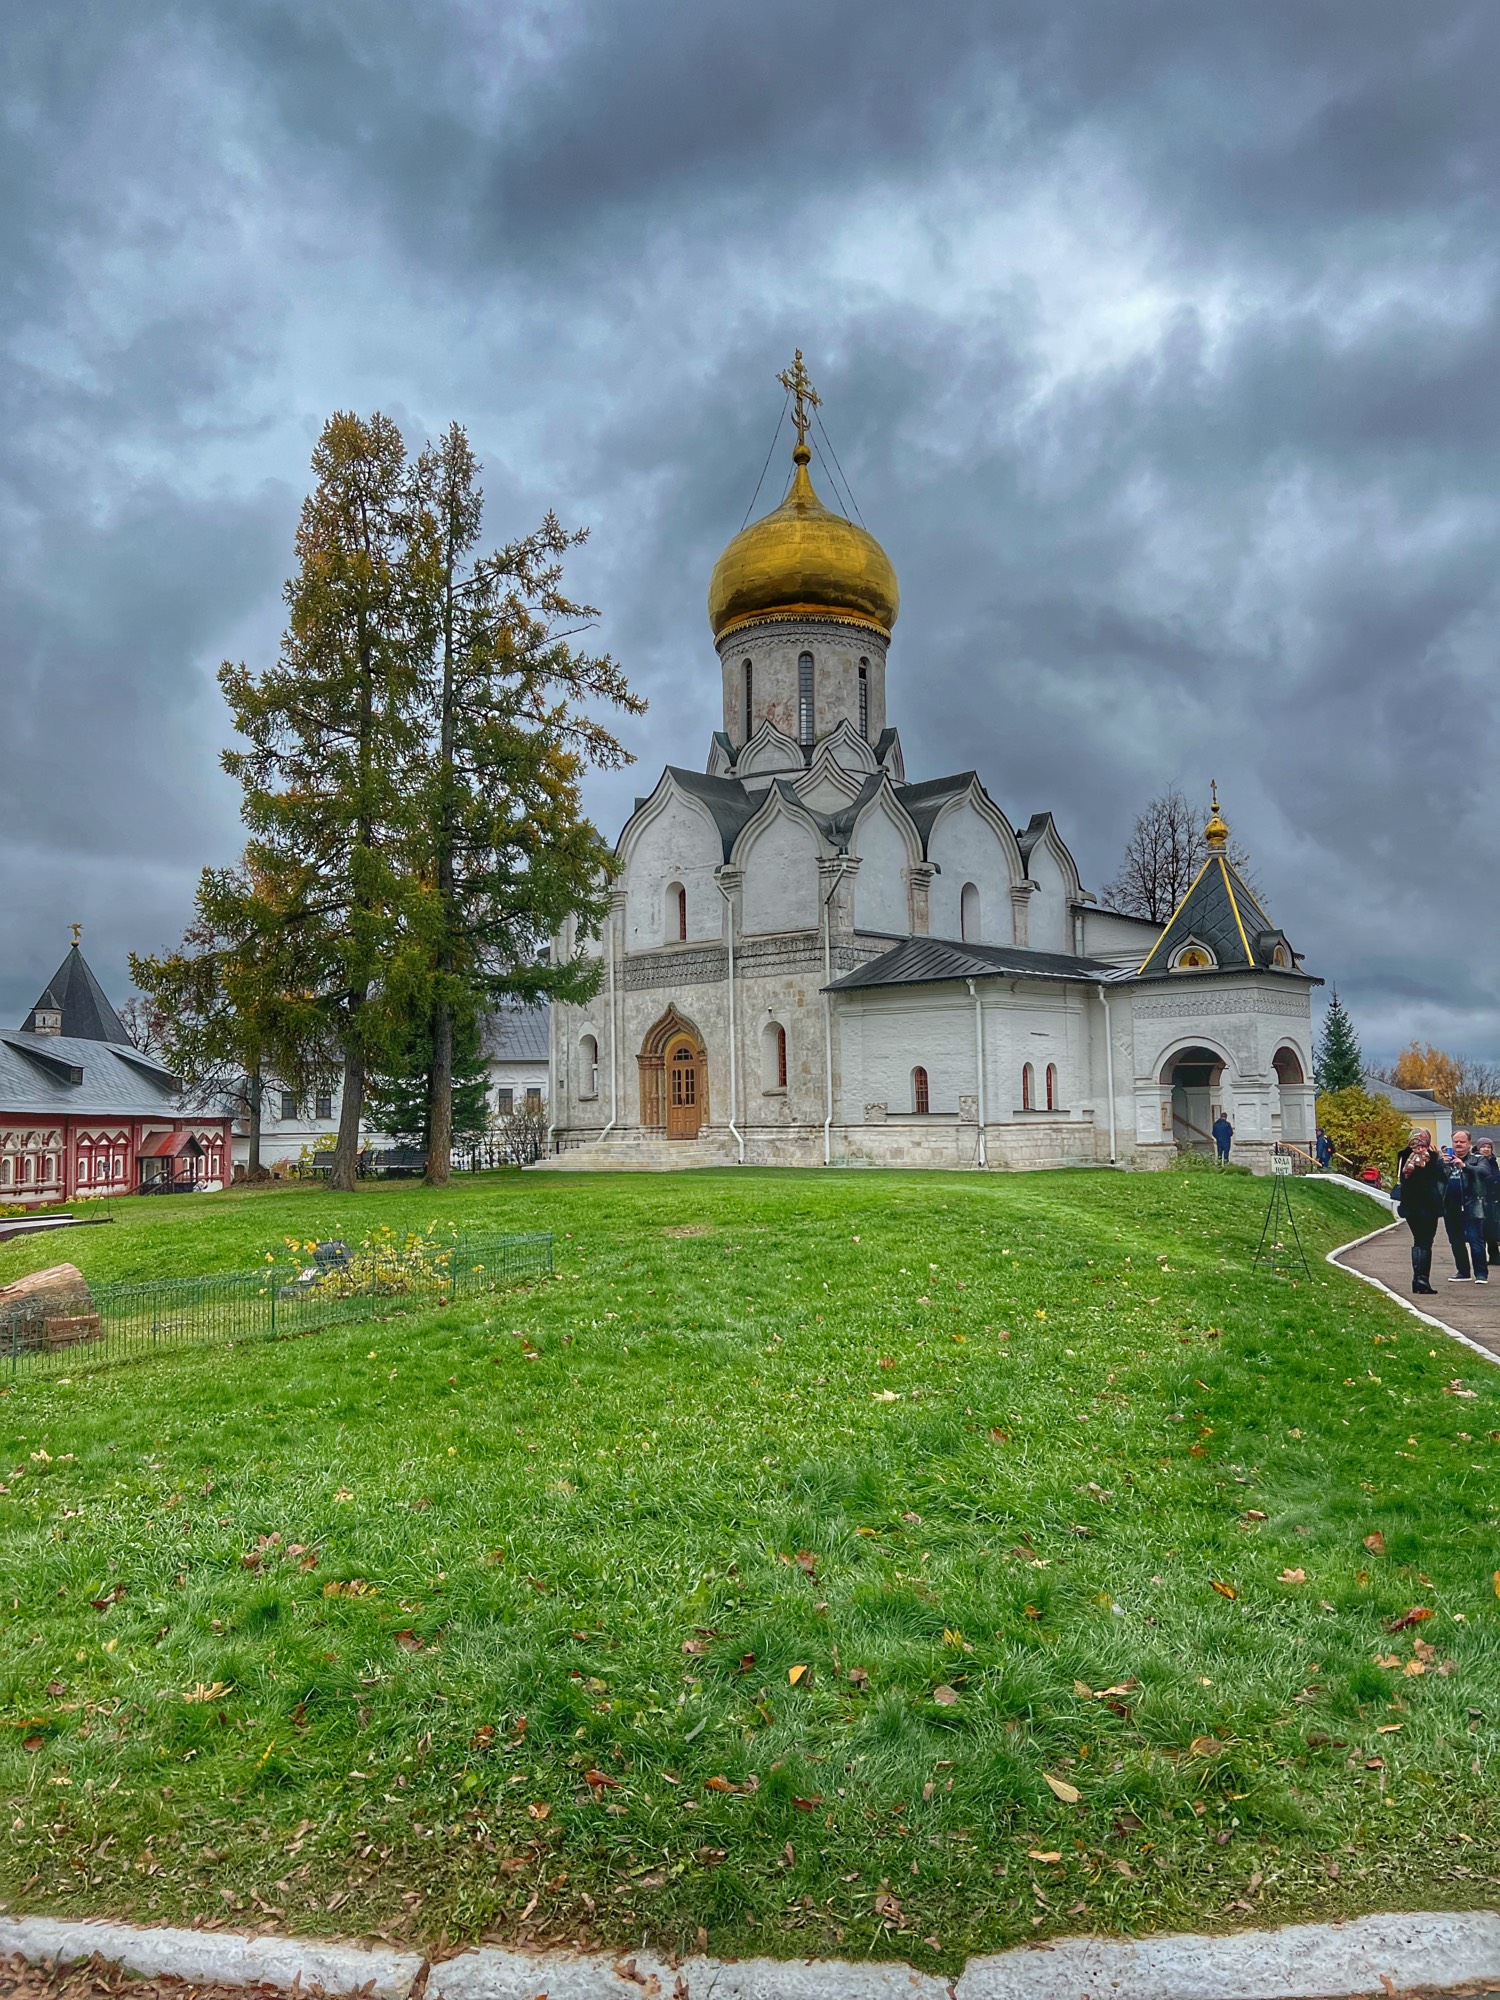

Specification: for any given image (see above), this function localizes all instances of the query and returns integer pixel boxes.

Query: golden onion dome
[708,441,899,642]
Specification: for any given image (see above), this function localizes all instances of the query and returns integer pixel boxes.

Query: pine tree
[218,412,426,1191]
[1314,986,1364,1093]
[405,425,644,1184]
[366,1002,490,1155]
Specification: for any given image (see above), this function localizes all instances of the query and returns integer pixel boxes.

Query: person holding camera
[1475,1138,1500,1265]
[1441,1129,1489,1284]
[1396,1128,1445,1295]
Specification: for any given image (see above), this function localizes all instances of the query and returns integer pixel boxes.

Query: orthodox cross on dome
[70,923,82,947]
[1204,780,1229,852]
[777,349,822,450]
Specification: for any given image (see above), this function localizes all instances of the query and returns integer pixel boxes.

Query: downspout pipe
[966,977,987,1168]
[821,864,842,1168]
[1097,982,1117,1165]
[717,873,745,1165]
[598,915,619,1146]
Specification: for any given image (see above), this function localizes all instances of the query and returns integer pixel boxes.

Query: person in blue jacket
[1211,1113,1233,1163]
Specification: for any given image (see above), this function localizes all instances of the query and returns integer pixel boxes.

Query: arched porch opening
[639,1005,709,1139]
[1271,1043,1314,1149]
[1159,1044,1229,1154]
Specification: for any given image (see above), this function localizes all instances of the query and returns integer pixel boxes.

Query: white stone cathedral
[548,359,1317,1173]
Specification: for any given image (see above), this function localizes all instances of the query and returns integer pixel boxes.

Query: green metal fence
[2,1229,553,1381]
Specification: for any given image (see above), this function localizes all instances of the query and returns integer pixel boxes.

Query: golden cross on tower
[777,349,822,449]
[70,922,82,947]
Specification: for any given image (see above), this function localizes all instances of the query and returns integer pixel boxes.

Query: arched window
[666,881,687,942]
[912,1065,930,1115]
[1045,1063,1058,1111]
[743,658,754,740]
[1022,1063,1034,1110]
[1171,940,1215,971]
[762,1020,788,1093]
[858,659,869,739]
[579,1032,599,1099]
[798,652,814,745]
[960,881,980,942]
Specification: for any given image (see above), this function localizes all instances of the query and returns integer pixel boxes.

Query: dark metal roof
[481,1002,551,1063]
[23,945,129,1043]
[827,934,1129,993]
[662,768,762,858]
[1017,810,1059,864]
[894,773,972,844]
[1138,854,1298,975]
[0,1032,189,1117]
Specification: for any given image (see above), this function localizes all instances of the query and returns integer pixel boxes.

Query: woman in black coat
[1396,1129,1446,1295]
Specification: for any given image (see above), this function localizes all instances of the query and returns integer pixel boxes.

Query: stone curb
[5,1910,1500,2000]
[955,1910,1500,1997]
[0,1916,423,1997]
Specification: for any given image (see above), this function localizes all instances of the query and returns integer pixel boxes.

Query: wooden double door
[665,1035,702,1139]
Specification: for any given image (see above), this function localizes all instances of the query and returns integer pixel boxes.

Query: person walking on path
[1396,1128,1445,1295]
[1476,1138,1500,1265]
[1212,1112,1234,1163]
[1442,1129,1489,1284]
[1315,1128,1334,1170]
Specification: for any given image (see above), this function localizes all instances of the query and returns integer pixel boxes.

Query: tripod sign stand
[1253,1150,1310,1279]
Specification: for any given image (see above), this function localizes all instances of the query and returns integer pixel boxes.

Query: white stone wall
[851,795,917,935]
[1026,841,1074,954]
[739,811,822,935]
[1080,905,1160,967]
[926,795,1023,944]
[618,789,724,951]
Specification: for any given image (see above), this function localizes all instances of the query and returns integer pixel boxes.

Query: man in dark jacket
[1315,1129,1334,1170]
[1475,1138,1500,1264]
[1396,1129,1445,1294]
[1212,1113,1233,1163]
[1441,1130,1489,1284]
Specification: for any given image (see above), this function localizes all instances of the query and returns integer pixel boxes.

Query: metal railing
[2,1229,553,1382]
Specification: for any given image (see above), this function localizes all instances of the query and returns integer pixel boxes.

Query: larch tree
[406,425,644,1184]
[218,411,426,1191]
[129,864,329,1179]
[1104,788,1256,924]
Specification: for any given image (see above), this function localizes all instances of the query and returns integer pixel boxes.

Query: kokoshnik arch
[548,356,1318,1172]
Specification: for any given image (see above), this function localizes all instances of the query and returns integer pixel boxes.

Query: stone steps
[534,1131,742,1172]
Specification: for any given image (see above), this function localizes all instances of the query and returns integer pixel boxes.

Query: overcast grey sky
[4,2,1498,1060]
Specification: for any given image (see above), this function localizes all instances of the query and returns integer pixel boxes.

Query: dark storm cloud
[3,1,1500,1062]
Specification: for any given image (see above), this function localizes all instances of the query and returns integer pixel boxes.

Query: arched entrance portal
[638,1006,709,1139]
[1160,1046,1228,1154]
[666,1034,702,1138]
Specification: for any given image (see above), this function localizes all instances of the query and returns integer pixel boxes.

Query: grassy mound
[1,1168,1496,1970]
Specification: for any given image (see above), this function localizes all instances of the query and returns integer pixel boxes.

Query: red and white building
[0,940,230,1205]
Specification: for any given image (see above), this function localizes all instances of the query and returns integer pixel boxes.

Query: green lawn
[1,1167,1497,1972]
